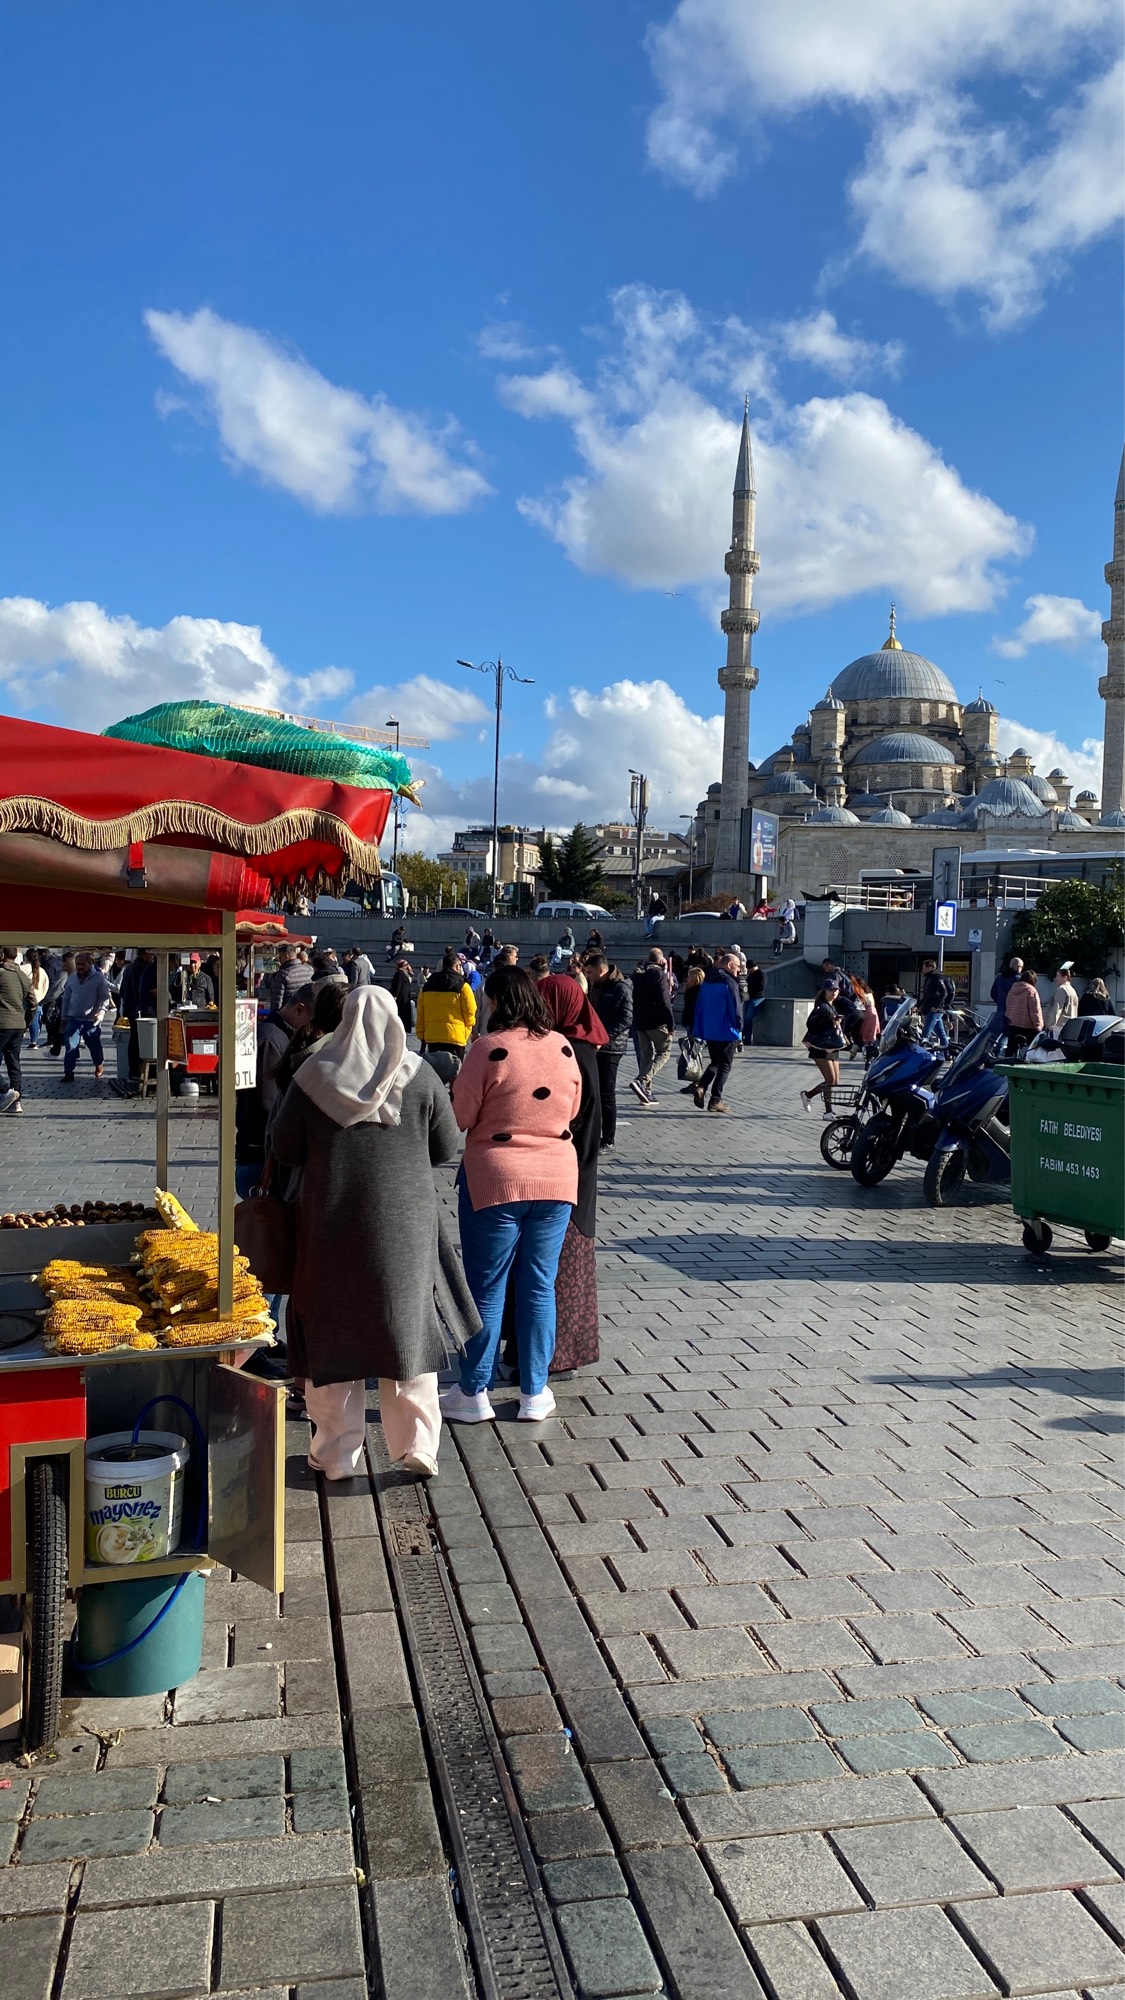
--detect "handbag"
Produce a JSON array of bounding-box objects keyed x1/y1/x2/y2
[
  {"x1": 233, "y1": 1154, "x2": 296, "y2": 1293},
  {"x1": 677, "y1": 1035, "x2": 708, "y2": 1083}
]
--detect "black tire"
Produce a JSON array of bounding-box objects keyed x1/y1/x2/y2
[
  {"x1": 24, "y1": 1456, "x2": 67, "y2": 1753},
  {"x1": 1084, "y1": 1231, "x2": 1112, "y2": 1252},
  {"x1": 850, "y1": 1118, "x2": 899, "y2": 1188},
  {"x1": 820, "y1": 1117, "x2": 859, "y2": 1170},
  {"x1": 923, "y1": 1148, "x2": 968, "y2": 1208},
  {"x1": 1021, "y1": 1221, "x2": 1052, "y2": 1257}
]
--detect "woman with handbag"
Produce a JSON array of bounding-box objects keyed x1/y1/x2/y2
[
  {"x1": 269, "y1": 985, "x2": 479, "y2": 1480},
  {"x1": 800, "y1": 978, "x2": 847, "y2": 1116}
]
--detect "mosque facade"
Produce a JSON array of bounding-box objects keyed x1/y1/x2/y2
[{"x1": 697, "y1": 426, "x2": 1125, "y2": 901}]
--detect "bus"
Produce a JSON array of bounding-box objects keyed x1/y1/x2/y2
[{"x1": 313, "y1": 871, "x2": 408, "y2": 919}]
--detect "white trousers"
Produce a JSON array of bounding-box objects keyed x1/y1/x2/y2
[{"x1": 303, "y1": 1374, "x2": 441, "y2": 1478}]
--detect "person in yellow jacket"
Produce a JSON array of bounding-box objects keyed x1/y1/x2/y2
[{"x1": 416, "y1": 951, "x2": 477, "y2": 1055}]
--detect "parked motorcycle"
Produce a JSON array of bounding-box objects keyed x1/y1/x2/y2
[
  {"x1": 848, "y1": 1000, "x2": 947, "y2": 1187},
  {"x1": 923, "y1": 1020, "x2": 1010, "y2": 1206}
]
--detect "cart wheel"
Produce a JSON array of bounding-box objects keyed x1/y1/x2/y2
[
  {"x1": 23, "y1": 1457, "x2": 68, "y2": 1753},
  {"x1": 819, "y1": 1117, "x2": 859, "y2": 1170},
  {"x1": 1084, "y1": 1231, "x2": 1112, "y2": 1252},
  {"x1": 1021, "y1": 1221, "x2": 1053, "y2": 1257}
]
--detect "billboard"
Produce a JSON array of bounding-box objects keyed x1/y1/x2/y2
[{"x1": 743, "y1": 808, "x2": 778, "y2": 876}]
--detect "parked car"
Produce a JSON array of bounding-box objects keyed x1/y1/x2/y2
[{"x1": 534, "y1": 902, "x2": 615, "y2": 922}]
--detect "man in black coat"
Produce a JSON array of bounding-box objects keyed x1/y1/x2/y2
[
  {"x1": 629, "y1": 949, "x2": 675, "y2": 1106},
  {"x1": 586, "y1": 956, "x2": 632, "y2": 1149}
]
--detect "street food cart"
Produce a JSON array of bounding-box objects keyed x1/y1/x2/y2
[{"x1": 0, "y1": 708, "x2": 407, "y2": 1749}]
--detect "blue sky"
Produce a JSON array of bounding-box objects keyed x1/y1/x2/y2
[{"x1": 1, "y1": 1, "x2": 1121, "y2": 849}]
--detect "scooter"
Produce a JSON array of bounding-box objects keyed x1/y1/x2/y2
[
  {"x1": 922, "y1": 1019, "x2": 1010, "y2": 1206},
  {"x1": 848, "y1": 1000, "x2": 947, "y2": 1187}
]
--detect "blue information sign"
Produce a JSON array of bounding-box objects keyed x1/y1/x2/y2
[{"x1": 934, "y1": 900, "x2": 957, "y2": 937}]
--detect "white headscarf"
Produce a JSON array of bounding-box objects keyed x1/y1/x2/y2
[{"x1": 294, "y1": 985, "x2": 422, "y2": 1129}]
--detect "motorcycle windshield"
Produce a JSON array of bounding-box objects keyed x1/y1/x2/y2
[
  {"x1": 876, "y1": 998, "x2": 917, "y2": 1053},
  {"x1": 942, "y1": 1020, "x2": 1004, "y2": 1087}
]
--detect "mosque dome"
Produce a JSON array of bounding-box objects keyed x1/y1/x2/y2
[
  {"x1": 1098, "y1": 809, "x2": 1125, "y2": 828},
  {"x1": 830, "y1": 609, "x2": 957, "y2": 704},
  {"x1": 853, "y1": 732, "x2": 956, "y2": 766},
  {"x1": 1024, "y1": 774, "x2": 1059, "y2": 804},
  {"x1": 971, "y1": 777, "x2": 1048, "y2": 817},
  {"x1": 1047, "y1": 768, "x2": 1069, "y2": 782},
  {"x1": 764, "y1": 771, "x2": 814, "y2": 796},
  {"x1": 806, "y1": 805, "x2": 861, "y2": 825},
  {"x1": 964, "y1": 689, "x2": 996, "y2": 715},
  {"x1": 866, "y1": 805, "x2": 913, "y2": 826},
  {"x1": 814, "y1": 690, "x2": 845, "y2": 712},
  {"x1": 1075, "y1": 790, "x2": 1098, "y2": 804},
  {"x1": 846, "y1": 791, "x2": 886, "y2": 812},
  {"x1": 916, "y1": 803, "x2": 969, "y2": 827},
  {"x1": 1057, "y1": 808, "x2": 1096, "y2": 828},
  {"x1": 756, "y1": 746, "x2": 792, "y2": 776}
]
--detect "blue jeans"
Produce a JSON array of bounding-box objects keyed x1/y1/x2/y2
[
  {"x1": 457, "y1": 1182, "x2": 571, "y2": 1397},
  {"x1": 26, "y1": 1005, "x2": 42, "y2": 1047},
  {"x1": 63, "y1": 1019, "x2": 104, "y2": 1077},
  {"x1": 922, "y1": 1010, "x2": 949, "y2": 1048},
  {"x1": 742, "y1": 997, "x2": 764, "y2": 1044}
]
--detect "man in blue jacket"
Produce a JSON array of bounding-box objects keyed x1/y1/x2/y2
[{"x1": 690, "y1": 952, "x2": 742, "y2": 1114}]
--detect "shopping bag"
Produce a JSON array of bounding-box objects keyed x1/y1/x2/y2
[{"x1": 677, "y1": 1035, "x2": 708, "y2": 1083}]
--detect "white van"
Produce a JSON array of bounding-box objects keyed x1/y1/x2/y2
[{"x1": 534, "y1": 902, "x2": 614, "y2": 923}]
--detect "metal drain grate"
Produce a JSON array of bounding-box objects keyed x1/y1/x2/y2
[{"x1": 372, "y1": 1446, "x2": 573, "y2": 2000}]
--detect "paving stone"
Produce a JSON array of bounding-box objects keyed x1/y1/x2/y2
[
  {"x1": 556, "y1": 1898, "x2": 663, "y2": 1996},
  {"x1": 544, "y1": 1856, "x2": 629, "y2": 1902},
  {"x1": 32, "y1": 1767, "x2": 159, "y2": 1814},
  {"x1": 816, "y1": 1907, "x2": 1000, "y2": 2000},
  {"x1": 943, "y1": 1605, "x2": 1058, "y2": 1653},
  {"x1": 1, "y1": 1912, "x2": 65, "y2": 2000},
  {"x1": 364, "y1": 1780, "x2": 445, "y2": 1879},
  {"x1": 220, "y1": 1884, "x2": 364, "y2": 1987},
  {"x1": 1084, "y1": 1881, "x2": 1125, "y2": 1947},
  {"x1": 172, "y1": 1665, "x2": 280, "y2": 1724},
  {"x1": 661, "y1": 1752, "x2": 728, "y2": 1795},
  {"x1": 646, "y1": 1717, "x2": 705, "y2": 1756},
  {"x1": 0, "y1": 1863, "x2": 73, "y2": 1916},
  {"x1": 62, "y1": 1900, "x2": 215, "y2": 1999},
  {"x1": 590, "y1": 1759, "x2": 690, "y2": 1848},
  {"x1": 368, "y1": 1877, "x2": 472, "y2": 2000},
  {"x1": 810, "y1": 1698, "x2": 924, "y2": 1738},
  {"x1": 529, "y1": 1810, "x2": 614, "y2": 1862},
  {"x1": 954, "y1": 1889, "x2": 1125, "y2": 1996},
  {"x1": 708, "y1": 1830, "x2": 865, "y2": 1924},
  {"x1": 60, "y1": 1691, "x2": 166, "y2": 1735},
  {"x1": 768, "y1": 1578, "x2": 875, "y2": 1620},
  {"x1": 706, "y1": 1708, "x2": 821, "y2": 1748},
  {"x1": 779, "y1": 1539, "x2": 887, "y2": 1578},
  {"x1": 1068, "y1": 1800, "x2": 1125, "y2": 1872},
  {"x1": 627, "y1": 1844, "x2": 769, "y2": 1999},
  {"x1": 830, "y1": 1818, "x2": 995, "y2": 1908},
  {"x1": 676, "y1": 1584, "x2": 782, "y2": 1625},
  {"x1": 161, "y1": 1755, "x2": 285, "y2": 1802},
  {"x1": 686, "y1": 1774, "x2": 934, "y2": 1841},
  {"x1": 507, "y1": 1733, "x2": 595, "y2": 1814},
  {"x1": 1022, "y1": 1680, "x2": 1125, "y2": 1717},
  {"x1": 471, "y1": 1624, "x2": 541, "y2": 1673},
  {"x1": 922, "y1": 1752, "x2": 1125, "y2": 1816},
  {"x1": 0, "y1": 1778, "x2": 31, "y2": 1820},
  {"x1": 159, "y1": 1794, "x2": 286, "y2": 1846},
  {"x1": 585, "y1": 1589, "x2": 689, "y2": 1635},
  {"x1": 755, "y1": 1622, "x2": 871, "y2": 1671},
  {"x1": 289, "y1": 1746, "x2": 348, "y2": 1793},
  {"x1": 951, "y1": 1804, "x2": 1121, "y2": 1893},
  {"x1": 562, "y1": 1688, "x2": 648, "y2": 1763},
  {"x1": 661, "y1": 1627, "x2": 768, "y2": 1678},
  {"x1": 744, "y1": 1920, "x2": 844, "y2": 1999},
  {"x1": 20, "y1": 1808, "x2": 154, "y2": 1864},
  {"x1": 1057, "y1": 1711, "x2": 1125, "y2": 1753},
  {"x1": 945, "y1": 1718, "x2": 1068, "y2": 1763},
  {"x1": 917, "y1": 1689, "x2": 1030, "y2": 1728},
  {"x1": 725, "y1": 1742, "x2": 843, "y2": 1790},
  {"x1": 837, "y1": 1731, "x2": 959, "y2": 1774}
]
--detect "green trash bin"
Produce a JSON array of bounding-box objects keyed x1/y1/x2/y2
[{"x1": 998, "y1": 1061, "x2": 1124, "y2": 1253}]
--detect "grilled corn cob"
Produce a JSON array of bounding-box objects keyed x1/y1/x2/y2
[
  {"x1": 159, "y1": 1313, "x2": 273, "y2": 1346},
  {"x1": 46, "y1": 1325, "x2": 136, "y2": 1354},
  {"x1": 153, "y1": 1188, "x2": 199, "y2": 1231},
  {"x1": 40, "y1": 1260, "x2": 120, "y2": 1284},
  {"x1": 45, "y1": 1301, "x2": 144, "y2": 1338}
]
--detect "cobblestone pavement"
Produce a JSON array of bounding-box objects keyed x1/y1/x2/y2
[{"x1": 2, "y1": 1041, "x2": 1123, "y2": 1999}]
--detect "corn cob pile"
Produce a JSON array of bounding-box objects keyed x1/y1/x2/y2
[
  {"x1": 135, "y1": 1229, "x2": 274, "y2": 1347},
  {"x1": 39, "y1": 1262, "x2": 161, "y2": 1354}
]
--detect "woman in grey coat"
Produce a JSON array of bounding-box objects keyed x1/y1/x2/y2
[{"x1": 270, "y1": 985, "x2": 479, "y2": 1480}]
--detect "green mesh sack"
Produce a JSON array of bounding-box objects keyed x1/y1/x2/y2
[{"x1": 104, "y1": 702, "x2": 413, "y2": 795}]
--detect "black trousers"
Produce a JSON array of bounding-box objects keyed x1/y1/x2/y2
[
  {"x1": 597, "y1": 1048, "x2": 623, "y2": 1144},
  {"x1": 0, "y1": 1027, "x2": 22, "y2": 1095},
  {"x1": 700, "y1": 1039, "x2": 735, "y2": 1104}
]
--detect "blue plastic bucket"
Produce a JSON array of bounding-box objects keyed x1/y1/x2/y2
[{"x1": 73, "y1": 1570, "x2": 205, "y2": 1697}]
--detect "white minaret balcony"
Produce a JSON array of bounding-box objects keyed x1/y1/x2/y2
[
  {"x1": 721, "y1": 606, "x2": 761, "y2": 636},
  {"x1": 725, "y1": 548, "x2": 760, "y2": 577}
]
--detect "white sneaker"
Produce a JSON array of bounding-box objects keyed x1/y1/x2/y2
[
  {"x1": 0, "y1": 1088, "x2": 18, "y2": 1113},
  {"x1": 439, "y1": 1386, "x2": 496, "y2": 1424},
  {"x1": 399, "y1": 1452, "x2": 439, "y2": 1479},
  {"x1": 799, "y1": 1089, "x2": 812, "y2": 1113},
  {"x1": 518, "y1": 1389, "x2": 557, "y2": 1422}
]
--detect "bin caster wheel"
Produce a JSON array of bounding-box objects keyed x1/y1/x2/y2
[
  {"x1": 1084, "y1": 1231, "x2": 1112, "y2": 1252},
  {"x1": 1021, "y1": 1222, "x2": 1052, "y2": 1257},
  {"x1": 24, "y1": 1456, "x2": 68, "y2": 1753}
]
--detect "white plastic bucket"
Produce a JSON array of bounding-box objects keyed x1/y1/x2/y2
[{"x1": 85, "y1": 1430, "x2": 188, "y2": 1565}]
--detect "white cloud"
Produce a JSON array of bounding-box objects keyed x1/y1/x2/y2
[
  {"x1": 502, "y1": 284, "x2": 1027, "y2": 614},
  {"x1": 145, "y1": 306, "x2": 492, "y2": 516},
  {"x1": 995, "y1": 716, "x2": 1104, "y2": 795},
  {"x1": 348, "y1": 675, "x2": 492, "y2": 743},
  {"x1": 643, "y1": 0, "x2": 1121, "y2": 323},
  {"x1": 993, "y1": 592, "x2": 1103, "y2": 658},
  {"x1": 776, "y1": 311, "x2": 903, "y2": 383},
  {"x1": 0, "y1": 595, "x2": 353, "y2": 732}
]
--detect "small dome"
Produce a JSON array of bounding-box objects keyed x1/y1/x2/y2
[
  {"x1": 1024, "y1": 774, "x2": 1059, "y2": 804},
  {"x1": 971, "y1": 776, "x2": 1048, "y2": 817},
  {"x1": 707, "y1": 782, "x2": 722, "y2": 796},
  {"x1": 866, "y1": 806, "x2": 913, "y2": 826},
  {"x1": 1075, "y1": 790, "x2": 1098, "y2": 804},
  {"x1": 853, "y1": 731, "x2": 957, "y2": 766},
  {"x1": 1057, "y1": 808, "x2": 1095, "y2": 828},
  {"x1": 1047, "y1": 767, "x2": 1068, "y2": 780},
  {"x1": 806, "y1": 805, "x2": 861, "y2": 825},
  {"x1": 916, "y1": 803, "x2": 969, "y2": 827},
  {"x1": 763, "y1": 772, "x2": 814, "y2": 796},
  {"x1": 847, "y1": 790, "x2": 886, "y2": 812},
  {"x1": 1098, "y1": 809, "x2": 1125, "y2": 828},
  {"x1": 814, "y1": 688, "x2": 845, "y2": 712},
  {"x1": 964, "y1": 689, "x2": 996, "y2": 715}
]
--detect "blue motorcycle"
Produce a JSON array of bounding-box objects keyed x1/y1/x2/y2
[
  {"x1": 922, "y1": 1020, "x2": 1010, "y2": 1207},
  {"x1": 849, "y1": 1001, "x2": 947, "y2": 1187}
]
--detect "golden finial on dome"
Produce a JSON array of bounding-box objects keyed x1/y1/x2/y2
[{"x1": 883, "y1": 602, "x2": 902, "y2": 650}]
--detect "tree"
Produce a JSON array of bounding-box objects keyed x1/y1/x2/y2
[
  {"x1": 396, "y1": 851, "x2": 468, "y2": 910},
  {"x1": 1011, "y1": 867, "x2": 1125, "y2": 979},
  {"x1": 538, "y1": 823, "x2": 605, "y2": 901}
]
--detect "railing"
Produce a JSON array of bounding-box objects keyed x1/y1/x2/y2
[{"x1": 821, "y1": 883, "x2": 922, "y2": 910}]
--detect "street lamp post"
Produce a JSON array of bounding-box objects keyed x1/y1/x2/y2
[
  {"x1": 386, "y1": 717, "x2": 401, "y2": 874},
  {"x1": 457, "y1": 656, "x2": 535, "y2": 919},
  {"x1": 629, "y1": 770, "x2": 649, "y2": 921},
  {"x1": 678, "y1": 814, "x2": 696, "y2": 911}
]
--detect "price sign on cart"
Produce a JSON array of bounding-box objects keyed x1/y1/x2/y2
[{"x1": 234, "y1": 999, "x2": 258, "y2": 1091}]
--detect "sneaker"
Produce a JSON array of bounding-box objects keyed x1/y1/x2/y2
[
  {"x1": 438, "y1": 1386, "x2": 496, "y2": 1424},
  {"x1": 9, "y1": 1100, "x2": 23, "y2": 1115},
  {"x1": 518, "y1": 1389, "x2": 557, "y2": 1422},
  {"x1": 0, "y1": 1088, "x2": 17, "y2": 1113},
  {"x1": 94, "y1": 1064, "x2": 104, "y2": 1079},
  {"x1": 399, "y1": 1452, "x2": 439, "y2": 1479},
  {"x1": 799, "y1": 1089, "x2": 813, "y2": 1113},
  {"x1": 628, "y1": 1078, "x2": 650, "y2": 1104},
  {"x1": 599, "y1": 1141, "x2": 615, "y2": 1152},
  {"x1": 692, "y1": 1085, "x2": 705, "y2": 1109},
  {"x1": 61, "y1": 1073, "x2": 75, "y2": 1084},
  {"x1": 707, "y1": 1100, "x2": 730, "y2": 1114}
]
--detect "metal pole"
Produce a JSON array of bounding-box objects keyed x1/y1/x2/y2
[
  {"x1": 155, "y1": 950, "x2": 170, "y2": 1192},
  {"x1": 490, "y1": 659, "x2": 503, "y2": 922},
  {"x1": 387, "y1": 718, "x2": 401, "y2": 874},
  {"x1": 217, "y1": 912, "x2": 237, "y2": 1318}
]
